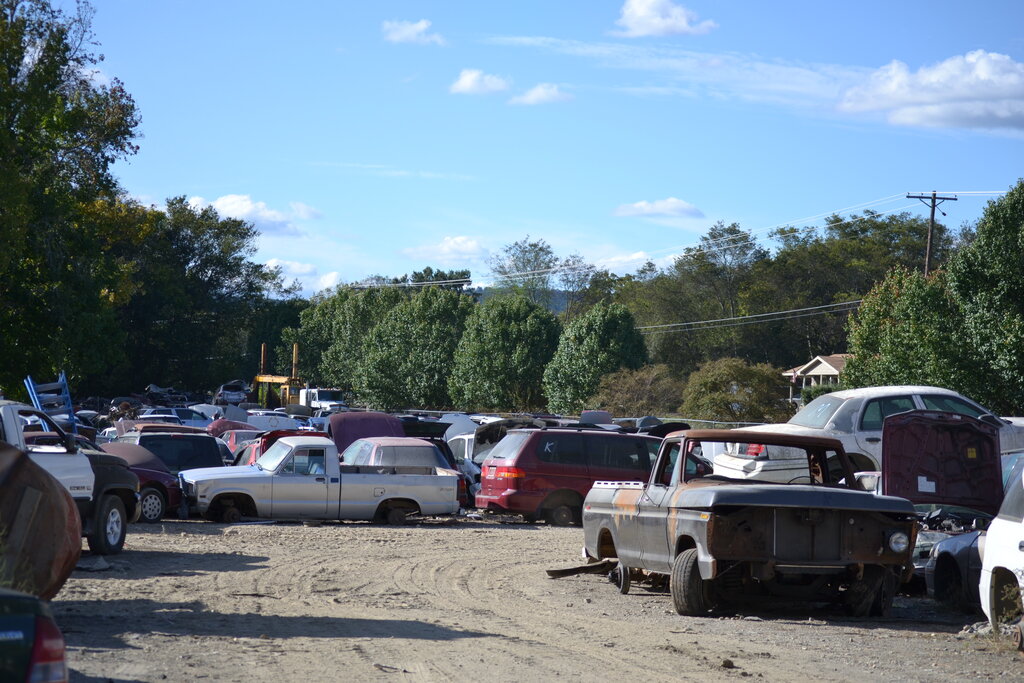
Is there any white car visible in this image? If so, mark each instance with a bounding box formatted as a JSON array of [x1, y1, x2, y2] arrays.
[[714, 386, 1024, 482], [979, 456, 1024, 628], [140, 407, 212, 429]]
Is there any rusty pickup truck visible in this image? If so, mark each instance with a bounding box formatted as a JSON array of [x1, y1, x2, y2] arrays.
[[582, 429, 918, 617]]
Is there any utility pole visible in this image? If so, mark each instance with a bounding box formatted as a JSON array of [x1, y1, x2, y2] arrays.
[[907, 191, 957, 276]]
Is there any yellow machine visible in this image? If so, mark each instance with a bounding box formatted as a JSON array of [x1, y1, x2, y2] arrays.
[[252, 343, 302, 408]]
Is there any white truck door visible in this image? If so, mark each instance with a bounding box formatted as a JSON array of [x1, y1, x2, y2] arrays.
[[270, 448, 330, 518], [16, 408, 95, 501]]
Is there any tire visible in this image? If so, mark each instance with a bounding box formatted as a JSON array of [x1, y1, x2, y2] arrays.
[[546, 504, 576, 527], [87, 495, 127, 555], [616, 562, 632, 595], [846, 565, 884, 617], [386, 507, 409, 526], [869, 569, 896, 617], [220, 506, 242, 524], [670, 548, 710, 615], [934, 561, 964, 608], [137, 487, 166, 524]]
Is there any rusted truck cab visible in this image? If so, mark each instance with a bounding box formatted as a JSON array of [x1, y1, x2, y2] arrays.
[[582, 429, 917, 616]]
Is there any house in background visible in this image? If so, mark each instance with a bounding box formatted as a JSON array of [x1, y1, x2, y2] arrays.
[[783, 354, 852, 402]]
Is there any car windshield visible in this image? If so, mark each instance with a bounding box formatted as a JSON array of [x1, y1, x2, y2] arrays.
[[256, 440, 293, 470], [789, 395, 847, 429]]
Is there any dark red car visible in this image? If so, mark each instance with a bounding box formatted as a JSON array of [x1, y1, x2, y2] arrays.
[[100, 442, 182, 523], [476, 428, 660, 525]]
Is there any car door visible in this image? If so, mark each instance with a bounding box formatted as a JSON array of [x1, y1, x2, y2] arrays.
[[855, 394, 915, 461], [271, 447, 329, 518], [638, 441, 681, 572], [20, 409, 95, 502]]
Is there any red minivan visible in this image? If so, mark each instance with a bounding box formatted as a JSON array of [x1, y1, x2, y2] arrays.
[[475, 428, 660, 525]]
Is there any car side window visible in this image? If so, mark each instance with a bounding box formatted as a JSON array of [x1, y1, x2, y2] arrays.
[[449, 439, 466, 461], [920, 395, 987, 419], [998, 460, 1024, 524], [536, 434, 585, 466], [587, 437, 650, 472], [859, 396, 915, 431], [282, 449, 326, 475], [654, 443, 681, 486]]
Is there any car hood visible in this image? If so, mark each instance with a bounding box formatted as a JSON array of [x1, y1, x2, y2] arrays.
[[676, 481, 916, 515], [882, 411, 1003, 516], [734, 422, 837, 438], [179, 465, 269, 482]]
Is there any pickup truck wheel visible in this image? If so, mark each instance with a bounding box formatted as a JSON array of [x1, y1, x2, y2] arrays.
[[670, 548, 710, 615], [845, 565, 885, 617], [386, 507, 409, 526], [87, 495, 127, 555], [546, 504, 576, 527], [138, 487, 166, 524], [616, 562, 632, 595], [220, 506, 242, 524]]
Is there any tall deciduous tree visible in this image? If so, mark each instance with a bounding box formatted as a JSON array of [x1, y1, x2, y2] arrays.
[[488, 236, 559, 307], [589, 364, 685, 417], [542, 302, 647, 415], [0, 0, 140, 394], [355, 287, 475, 410], [449, 296, 561, 412], [678, 357, 792, 424]]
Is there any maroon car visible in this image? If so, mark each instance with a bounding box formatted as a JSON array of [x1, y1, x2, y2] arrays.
[[476, 428, 661, 525], [100, 442, 182, 523]]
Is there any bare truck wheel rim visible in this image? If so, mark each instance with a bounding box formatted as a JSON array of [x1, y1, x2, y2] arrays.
[[106, 509, 123, 543]]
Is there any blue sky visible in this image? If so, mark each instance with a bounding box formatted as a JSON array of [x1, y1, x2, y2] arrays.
[[85, 0, 1024, 294]]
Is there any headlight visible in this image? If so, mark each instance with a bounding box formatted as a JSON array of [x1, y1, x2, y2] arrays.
[[888, 531, 910, 553]]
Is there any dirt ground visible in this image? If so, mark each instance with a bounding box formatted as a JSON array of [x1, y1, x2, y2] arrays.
[[55, 516, 1020, 682]]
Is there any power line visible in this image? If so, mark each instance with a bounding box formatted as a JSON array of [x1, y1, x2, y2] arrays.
[[637, 300, 863, 330], [641, 303, 862, 335]]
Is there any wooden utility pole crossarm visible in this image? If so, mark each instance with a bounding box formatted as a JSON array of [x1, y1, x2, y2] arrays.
[[907, 191, 957, 276]]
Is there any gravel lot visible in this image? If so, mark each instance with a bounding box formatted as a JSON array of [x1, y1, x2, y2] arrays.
[[56, 516, 1020, 682]]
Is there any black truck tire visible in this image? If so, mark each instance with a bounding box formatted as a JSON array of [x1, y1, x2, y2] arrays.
[[616, 562, 632, 595], [86, 495, 127, 555], [671, 548, 710, 615]]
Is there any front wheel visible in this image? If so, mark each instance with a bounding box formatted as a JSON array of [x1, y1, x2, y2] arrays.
[[138, 487, 166, 524], [670, 548, 711, 615], [87, 495, 127, 555]]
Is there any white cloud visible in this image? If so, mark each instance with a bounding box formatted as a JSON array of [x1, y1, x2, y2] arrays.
[[382, 19, 445, 46], [613, 0, 717, 38], [265, 258, 317, 276], [840, 50, 1024, 131], [401, 236, 489, 265], [450, 69, 510, 95], [614, 197, 704, 218], [317, 272, 341, 290], [187, 194, 320, 236], [509, 83, 573, 105], [489, 36, 868, 107], [289, 201, 323, 220]]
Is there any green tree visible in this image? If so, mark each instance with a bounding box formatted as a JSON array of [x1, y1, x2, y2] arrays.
[[945, 179, 1024, 413], [542, 302, 647, 414], [355, 287, 475, 410], [678, 357, 793, 424], [843, 267, 977, 393], [448, 296, 561, 411], [588, 364, 685, 417], [0, 0, 140, 394], [488, 236, 559, 307]]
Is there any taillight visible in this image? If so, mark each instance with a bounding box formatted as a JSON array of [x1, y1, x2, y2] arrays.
[[29, 615, 67, 683], [745, 444, 765, 457], [494, 467, 525, 479]]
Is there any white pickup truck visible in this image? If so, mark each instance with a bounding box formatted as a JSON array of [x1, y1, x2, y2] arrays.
[[179, 435, 459, 524]]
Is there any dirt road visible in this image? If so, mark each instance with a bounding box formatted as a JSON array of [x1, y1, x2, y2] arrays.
[[56, 517, 1017, 682]]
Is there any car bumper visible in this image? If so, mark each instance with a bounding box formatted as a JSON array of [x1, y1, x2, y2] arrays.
[[474, 488, 545, 515]]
